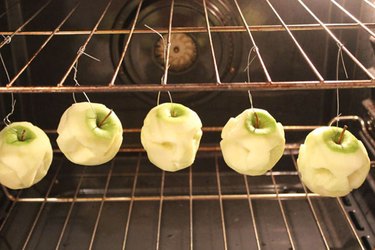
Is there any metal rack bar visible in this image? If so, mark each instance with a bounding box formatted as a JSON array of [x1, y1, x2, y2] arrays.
[[121, 154, 141, 250], [72, 170, 309, 177], [3, 191, 321, 203], [2, 23, 375, 36], [1, 80, 373, 93], [364, 0, 375, 9], [109, 0, 143, 86], [266, 0, 324, 82], [269, 170, 296, 250], [243, 176, 261, 250], [55, 167, 87, 249], [18, 170, 308, 179], [14, 171, 326, 183], [189, 165, 193, 250], [50, 143, 300, 154], [21, 161, 63, 250], [88, 163, 114, 249], [214, 154, 228, 250], [0, 190, 22, 232], [162, 0, 175, 85], [6, 2, 80, 87], [58, 0, 112, 87], [335, 198, 365, 250], [297, 0, 375, 80], [1, 188, 321, 201], [40, 124, 317, 136], [155, 171, 166, 250], [232, 0, 272, 83], [0, 0, 53, 49], [290, 153, 331, 249], [331, 0, 375, 37], [202, 0, 221, 84]]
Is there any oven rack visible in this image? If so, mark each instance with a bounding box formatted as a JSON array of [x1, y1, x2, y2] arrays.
[[0, 116, 374, 249], [0, 153, 374, 249], [0, 1, 375, 249], [0, 0, 374, 93]]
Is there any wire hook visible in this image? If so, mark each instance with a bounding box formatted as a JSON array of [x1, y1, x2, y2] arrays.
[[244, 46, 258, 109], [71, 47, 100, 116], [333, 43, 349, 127], [77, 46, 100, 62], [145, 24, 173, 106], [1, 51, 15, 126], [1, 35, 11, 45]]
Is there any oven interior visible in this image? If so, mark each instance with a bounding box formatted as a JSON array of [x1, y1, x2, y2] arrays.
[[0, 0, 375, 249]]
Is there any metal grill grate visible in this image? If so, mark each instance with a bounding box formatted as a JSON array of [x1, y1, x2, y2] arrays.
[[0, 149, 373, 249], [0, 0, 375, 249], [0, 0, 374, 92]]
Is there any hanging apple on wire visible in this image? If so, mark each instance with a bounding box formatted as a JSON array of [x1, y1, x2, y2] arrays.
[[141, 102, 203, 172], [220, 108, 286, 175], [297, 125, 370, 197], [0, 122, 53, 189], [56, 102, 123, 166]]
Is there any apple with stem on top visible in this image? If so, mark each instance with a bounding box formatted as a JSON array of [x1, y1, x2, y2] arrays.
[[57, 102, 123, 166], [141, 102, 202, 171], [297, 125, 370, 197], [0, 122, 53, 189], [220, 108, 285, 176]]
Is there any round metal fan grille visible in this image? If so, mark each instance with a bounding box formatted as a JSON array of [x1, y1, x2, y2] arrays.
[[154, 33, 198, 73]]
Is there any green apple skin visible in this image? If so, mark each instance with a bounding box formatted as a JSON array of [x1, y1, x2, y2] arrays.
[[141, 102, 202, 172], [57, 102, 123, 166], [220, 108, 285, 176], [0, 122, 53, 189], [297, 126, 370, 197]]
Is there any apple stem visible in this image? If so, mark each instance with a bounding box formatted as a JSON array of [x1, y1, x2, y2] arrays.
[[254, 112, 260, 129], [337, 125, 348, 145], [98, 110, 113, 128], [19, 129, 26, 141]]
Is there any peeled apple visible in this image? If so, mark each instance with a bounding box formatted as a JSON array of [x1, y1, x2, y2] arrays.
[[297, 126, 370, 197], [220, 108, 285, 175], [141, 102, 202, 171], [57, 102, 123, 166], [0, 122, 53, 189]]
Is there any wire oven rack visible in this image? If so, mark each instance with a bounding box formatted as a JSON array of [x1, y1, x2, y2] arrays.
[[0, 0, 374, 91], [0, 0, 375, 249]]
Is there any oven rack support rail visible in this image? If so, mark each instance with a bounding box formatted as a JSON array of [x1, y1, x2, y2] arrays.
[[0, 0, 374, 92]]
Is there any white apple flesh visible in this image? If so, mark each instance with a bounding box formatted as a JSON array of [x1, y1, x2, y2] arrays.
[[220, 108, 285, 176], [297, 126, 370, 197], [0, 122, 53, 189], [57, 102, 123, 166], [141, 102, 202, 171]]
